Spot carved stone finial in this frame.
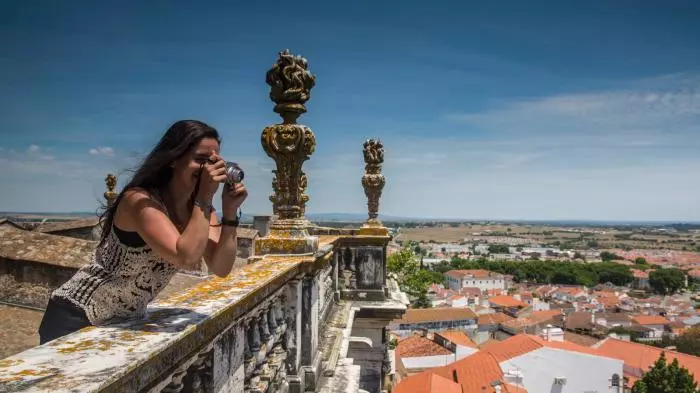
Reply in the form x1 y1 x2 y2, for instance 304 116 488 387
360 139 387 235
256 50 319 255
104 173 117 207
265 49 316 122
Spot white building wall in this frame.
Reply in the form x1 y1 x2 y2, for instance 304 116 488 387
401 354 455 369
455 345 478 360
532 301 551 312
460 278 505 291
499 348 623 393
449 297 470 308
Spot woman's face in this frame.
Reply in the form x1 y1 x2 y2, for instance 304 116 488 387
172 137 221 191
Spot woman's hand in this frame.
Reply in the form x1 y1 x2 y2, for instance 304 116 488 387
197 153 226 200
222 182 248 219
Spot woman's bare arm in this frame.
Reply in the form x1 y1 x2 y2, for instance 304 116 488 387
202 214 238 277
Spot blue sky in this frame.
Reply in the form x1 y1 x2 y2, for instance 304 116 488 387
1 1 699 220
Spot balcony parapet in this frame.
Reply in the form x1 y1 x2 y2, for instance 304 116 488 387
0 234 407 393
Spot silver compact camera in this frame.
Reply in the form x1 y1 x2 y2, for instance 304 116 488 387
224 161 244 186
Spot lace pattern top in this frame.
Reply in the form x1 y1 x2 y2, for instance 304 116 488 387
52 219 177 326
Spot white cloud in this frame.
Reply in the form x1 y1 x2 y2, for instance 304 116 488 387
27 144 40 153
89 146 115 157
445 73 700 148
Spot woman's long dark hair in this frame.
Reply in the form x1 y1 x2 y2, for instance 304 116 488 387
99 120 220 244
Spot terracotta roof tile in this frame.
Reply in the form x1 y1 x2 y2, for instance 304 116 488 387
632 315 671 325
502 310 561 330
478 312 514 325
488 295 527 308
394 370 462 393
396 335 453 357
436 330 478 349
394 308 477 324
595 338 700 382
432 351 504 393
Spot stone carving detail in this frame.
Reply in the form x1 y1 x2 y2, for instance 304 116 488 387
262 49 316 221
341 247 357 290
104 173 117 206
158 344 214 393
361 139 385 226
242 286 292 393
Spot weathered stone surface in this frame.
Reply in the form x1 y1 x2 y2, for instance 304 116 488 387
0 254 317 392
0 227 95 269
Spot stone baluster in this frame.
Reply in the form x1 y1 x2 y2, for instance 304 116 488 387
189 347 214 393
267 306 278 338
161 368 188 393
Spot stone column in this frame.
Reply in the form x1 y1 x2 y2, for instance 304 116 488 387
359 139 388 236
299 274 320 392
255 49 319 255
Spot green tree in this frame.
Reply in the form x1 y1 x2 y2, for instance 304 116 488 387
488 244 510 254
676 327 700 357
388 247 419 284
649 268 686 295
411 291 432 309
635 257 649 265
631 352 699 393
601 251 623 262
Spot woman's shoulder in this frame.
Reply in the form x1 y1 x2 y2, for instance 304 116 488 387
121 187 166 210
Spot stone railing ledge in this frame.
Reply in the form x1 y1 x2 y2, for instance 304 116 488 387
0 250 330 393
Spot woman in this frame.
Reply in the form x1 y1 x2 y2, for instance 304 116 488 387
38 120 247 344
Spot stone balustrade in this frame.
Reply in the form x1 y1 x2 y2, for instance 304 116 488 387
0 234 408 393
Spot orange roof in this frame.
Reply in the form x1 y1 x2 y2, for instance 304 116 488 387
393 371 462 393
501 310 561 330
597 295 620 307
437 330 478 349
632 315 671 325
555 286 585 294
478 312 515 325
394 308 477 324
632 269 650 279
483 334 544 362
688 269 700 278
397 335 453 357
404 334 612 393
595 338 700 381
488 295 527 308
432 351 504 393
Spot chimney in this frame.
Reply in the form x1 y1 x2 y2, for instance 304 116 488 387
591 310 596 324
253 215 272 237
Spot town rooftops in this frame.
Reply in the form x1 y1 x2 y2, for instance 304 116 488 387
435 330 478 349
393 307 477 324
632 315 671 326
594 338 700 385
444 269 502 279
488 295 527 308
34 218 100 233
397 333 607 393
478 312 514 325
396 334 452 358
0 226 95 269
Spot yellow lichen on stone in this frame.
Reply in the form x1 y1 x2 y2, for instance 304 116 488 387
0 359 23 368
56 339 115 354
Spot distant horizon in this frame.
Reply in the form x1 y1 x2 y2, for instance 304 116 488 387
2 210 699 225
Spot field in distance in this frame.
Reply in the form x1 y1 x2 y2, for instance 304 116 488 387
394 222 700 252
